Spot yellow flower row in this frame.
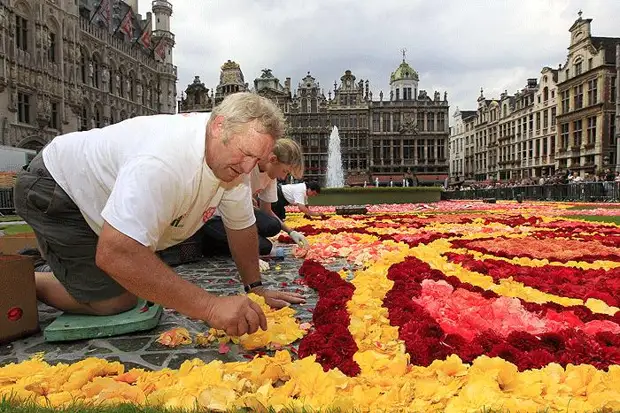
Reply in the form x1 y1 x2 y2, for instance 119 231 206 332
2 351 618 412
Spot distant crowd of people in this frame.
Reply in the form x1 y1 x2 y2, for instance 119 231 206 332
448 168 620 191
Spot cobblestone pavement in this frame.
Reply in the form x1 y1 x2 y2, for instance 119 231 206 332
0 246 349 370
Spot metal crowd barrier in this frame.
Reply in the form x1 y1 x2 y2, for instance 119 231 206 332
443 182 620 202
0 188 15 213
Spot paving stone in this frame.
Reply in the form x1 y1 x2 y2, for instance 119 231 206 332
108 337 152 352
141 353 171 368
0 249 322 371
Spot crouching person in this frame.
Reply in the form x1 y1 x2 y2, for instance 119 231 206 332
13 92 304 336
201 138 311 256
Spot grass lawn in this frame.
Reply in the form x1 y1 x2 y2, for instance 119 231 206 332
0 215 22 222
566 204 620 210
0 223 33 235
567 215 620 225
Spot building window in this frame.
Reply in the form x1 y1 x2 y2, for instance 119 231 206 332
551 107 556 126
543 110 548 128
372 113 380 132
382 114 390 132
560 123 569 148
542 137 548 156
17 92 30 124
573 85 583 109
416 139 425 160
49 102 59 129
438 139 445 160
587 79 597 105
573 119 583 147
80 107 88 131
93 59 100 88
372 145 381 162
403 139 413 159
586 116 596 144
15 15 28 51
574 61 582 76
437 112 445 132
382 140 390 160
48 32 56 62
417 112 425 132
561 90 570 113
543 87 549 102
80 53 87 84
393 112 400 132
95 107 102 128
427 113 435 132
395 88 400 100
588 58 593 70
612 77 617 103
536 112 541 131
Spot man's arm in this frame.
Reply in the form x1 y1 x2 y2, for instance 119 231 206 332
293 203 324 218
96 222 266 336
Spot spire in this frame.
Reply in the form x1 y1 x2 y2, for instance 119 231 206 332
401 47 407 63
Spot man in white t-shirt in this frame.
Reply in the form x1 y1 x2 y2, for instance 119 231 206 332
14 93 304 337
201 138 310 256
272 181 325 220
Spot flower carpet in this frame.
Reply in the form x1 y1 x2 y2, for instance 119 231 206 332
1 200 619 412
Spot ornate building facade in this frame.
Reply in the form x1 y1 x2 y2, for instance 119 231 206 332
179 58 450 186
449 13 619 182
0 0 177 151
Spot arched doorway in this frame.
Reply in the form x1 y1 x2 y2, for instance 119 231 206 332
17 135 47 153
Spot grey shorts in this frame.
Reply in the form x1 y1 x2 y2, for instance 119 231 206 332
13 152 126 303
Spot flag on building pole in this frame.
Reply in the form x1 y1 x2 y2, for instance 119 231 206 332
154 39 167 62
137 17 152 49
89 0 111 27
117 8 134 39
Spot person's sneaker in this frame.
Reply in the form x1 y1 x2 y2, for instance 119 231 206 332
18 247 52 272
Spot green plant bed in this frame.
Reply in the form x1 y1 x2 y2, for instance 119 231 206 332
0 223 33 235
566 215 620 225
308 186 442 206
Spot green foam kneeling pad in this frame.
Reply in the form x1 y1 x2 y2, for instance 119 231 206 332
44 299 162 342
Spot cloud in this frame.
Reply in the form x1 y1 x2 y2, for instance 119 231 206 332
137 0 620 121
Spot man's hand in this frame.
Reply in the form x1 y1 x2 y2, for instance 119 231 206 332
252 287 306 308
289 231 309 249
205 295 268 336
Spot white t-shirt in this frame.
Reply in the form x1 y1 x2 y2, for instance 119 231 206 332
281 183 307 205
250 166 278 203
42 112 255 251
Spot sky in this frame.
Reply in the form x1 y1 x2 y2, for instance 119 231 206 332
137 0 620 123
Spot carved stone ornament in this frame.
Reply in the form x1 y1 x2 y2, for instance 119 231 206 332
102 68 110 84
136 83 142 97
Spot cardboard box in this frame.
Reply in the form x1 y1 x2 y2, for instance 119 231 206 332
0 255 40 344
0 232 39 255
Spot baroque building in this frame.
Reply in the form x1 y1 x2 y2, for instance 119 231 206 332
449 13 619 182
0 0 177 151
179 57 450 186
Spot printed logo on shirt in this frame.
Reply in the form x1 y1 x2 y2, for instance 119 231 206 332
202 207 217 223
170 214 185 228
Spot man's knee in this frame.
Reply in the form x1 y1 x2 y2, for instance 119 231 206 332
87 292 138 316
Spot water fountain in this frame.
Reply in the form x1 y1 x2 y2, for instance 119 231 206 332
326 126 345 188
